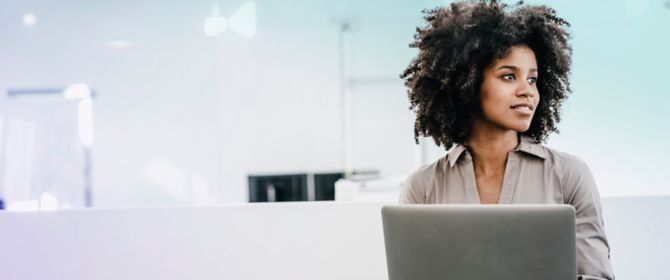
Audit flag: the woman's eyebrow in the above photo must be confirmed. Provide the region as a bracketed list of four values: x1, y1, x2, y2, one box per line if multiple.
[496, 65, 538, 73]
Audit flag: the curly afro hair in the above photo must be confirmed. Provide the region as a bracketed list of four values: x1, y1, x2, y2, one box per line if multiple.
[401, 0, 572, 149]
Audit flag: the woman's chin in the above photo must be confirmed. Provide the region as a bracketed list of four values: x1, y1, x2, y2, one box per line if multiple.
[510, 123, 532, 133]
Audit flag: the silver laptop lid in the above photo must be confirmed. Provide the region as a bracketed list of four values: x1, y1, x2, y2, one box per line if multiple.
[382, 205, 576, 280]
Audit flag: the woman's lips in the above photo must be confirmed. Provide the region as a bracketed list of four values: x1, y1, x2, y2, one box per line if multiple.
[511, 105, 533, 115]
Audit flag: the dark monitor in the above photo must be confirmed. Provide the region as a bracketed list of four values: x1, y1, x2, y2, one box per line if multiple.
[314, 172, 344, 201]
[248, 174, 307, 202]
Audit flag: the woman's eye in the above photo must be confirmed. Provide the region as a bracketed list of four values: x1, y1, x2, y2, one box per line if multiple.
[502, 74, 515, 81]
[527, 77, 538, 84]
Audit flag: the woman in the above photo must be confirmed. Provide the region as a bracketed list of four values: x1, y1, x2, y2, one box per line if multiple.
[399, 1, 614, 279]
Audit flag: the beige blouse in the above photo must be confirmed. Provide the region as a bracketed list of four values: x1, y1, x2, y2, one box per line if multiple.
[399, 136, 615, 280]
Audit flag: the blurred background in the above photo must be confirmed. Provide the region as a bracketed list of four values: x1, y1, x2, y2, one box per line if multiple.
[0, 0, 668, 209]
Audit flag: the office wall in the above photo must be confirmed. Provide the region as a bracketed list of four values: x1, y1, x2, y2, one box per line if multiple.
[0, 0, 431, 206]
[0, 0, 668, 207]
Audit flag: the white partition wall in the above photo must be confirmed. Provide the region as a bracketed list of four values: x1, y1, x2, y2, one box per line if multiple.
[600, 196, 670, 279]
[0, 202, 389, 280]
[0, 196, 668, 280]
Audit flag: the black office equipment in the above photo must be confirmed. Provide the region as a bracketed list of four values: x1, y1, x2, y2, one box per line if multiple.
[248, 174, 307, 202]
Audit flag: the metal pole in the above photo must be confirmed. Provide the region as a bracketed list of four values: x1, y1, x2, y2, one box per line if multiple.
[338, 20, 354, 178]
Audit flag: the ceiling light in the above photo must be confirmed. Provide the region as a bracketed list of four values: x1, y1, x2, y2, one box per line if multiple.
[108, 40, 136, 49]
[22, 13, 37, 27]
[204, 1, 256, 38]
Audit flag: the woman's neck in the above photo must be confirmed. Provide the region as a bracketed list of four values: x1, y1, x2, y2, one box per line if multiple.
[464, 120, 519, 176]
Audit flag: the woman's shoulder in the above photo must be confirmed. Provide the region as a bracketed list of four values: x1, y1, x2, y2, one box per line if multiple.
[401, 155, 448, 201]
[522, 143, 599, 207]
[405, 155, 448, 187]
[540, 145, 592, 175]
[518, 136, 586, 169]
[400, 155, 448, 203]
[539, 145, 598, 200]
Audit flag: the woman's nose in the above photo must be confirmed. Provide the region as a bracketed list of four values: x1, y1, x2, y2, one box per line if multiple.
[517, 81, 536, 98]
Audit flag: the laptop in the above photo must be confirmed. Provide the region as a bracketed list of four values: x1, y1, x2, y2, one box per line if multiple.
[381, 205, 576, 280]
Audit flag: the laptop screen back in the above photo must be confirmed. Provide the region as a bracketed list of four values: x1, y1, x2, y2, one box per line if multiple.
[382, 205, 576, 280]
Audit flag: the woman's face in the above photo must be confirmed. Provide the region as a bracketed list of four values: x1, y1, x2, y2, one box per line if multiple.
[478, 45, 539, 133]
